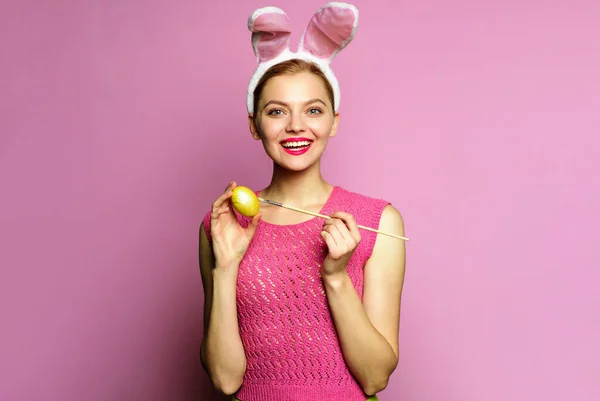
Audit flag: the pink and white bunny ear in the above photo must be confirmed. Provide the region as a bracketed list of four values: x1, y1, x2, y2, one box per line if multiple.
[298, 2, 359, 62]
[248, 7, 292, 64]
[246, 3, 359, 114]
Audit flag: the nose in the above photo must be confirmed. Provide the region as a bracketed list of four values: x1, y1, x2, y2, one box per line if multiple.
[286, 112, 306, 133]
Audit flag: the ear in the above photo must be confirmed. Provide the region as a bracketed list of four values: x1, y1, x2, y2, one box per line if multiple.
[329, 112, 340, 138]
[248, 114, 261, 140]
[248, 7, 292, 63]
[298, 2, 359, 62]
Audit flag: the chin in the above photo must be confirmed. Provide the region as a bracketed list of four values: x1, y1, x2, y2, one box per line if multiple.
[274, 160, 315, 172]
[273, 156, 320, 172]
[264, 146, 323, 172]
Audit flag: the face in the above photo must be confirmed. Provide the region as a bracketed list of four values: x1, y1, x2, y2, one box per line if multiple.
[249, 72, 339, 172]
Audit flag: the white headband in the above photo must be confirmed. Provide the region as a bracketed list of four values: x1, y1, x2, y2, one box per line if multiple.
[246, 2, 359, 114]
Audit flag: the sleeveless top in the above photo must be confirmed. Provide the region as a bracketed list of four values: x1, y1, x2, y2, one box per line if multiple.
[202, 186, 390, 401]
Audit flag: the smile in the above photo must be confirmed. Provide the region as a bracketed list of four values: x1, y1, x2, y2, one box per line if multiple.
[280, 138, 313, 155]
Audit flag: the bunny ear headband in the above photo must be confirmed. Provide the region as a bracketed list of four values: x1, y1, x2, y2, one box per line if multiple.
[246, 2, 359, 114]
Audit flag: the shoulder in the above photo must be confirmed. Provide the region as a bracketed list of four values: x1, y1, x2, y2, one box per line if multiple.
[371, 202, 405, 262]
[335, 186, 390, 212]
[334, 186, 391, 227]
[366, 204, 406, 276]
[334, 186, 403, 257]
[378, 204, 405, 234]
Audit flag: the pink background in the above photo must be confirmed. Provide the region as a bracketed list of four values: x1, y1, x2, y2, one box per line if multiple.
[1, 0, 599, 400]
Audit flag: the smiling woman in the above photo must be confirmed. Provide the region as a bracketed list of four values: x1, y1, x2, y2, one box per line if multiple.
[198, 3, 406, 401]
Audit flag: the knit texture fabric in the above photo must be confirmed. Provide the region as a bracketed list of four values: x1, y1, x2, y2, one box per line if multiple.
[202, 186, 390, 401]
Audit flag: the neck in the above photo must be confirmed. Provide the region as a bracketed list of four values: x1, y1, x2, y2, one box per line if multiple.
[261, 160, 333, 207]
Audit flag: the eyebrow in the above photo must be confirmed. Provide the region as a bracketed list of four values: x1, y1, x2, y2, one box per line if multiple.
[262, 98, 327, 110]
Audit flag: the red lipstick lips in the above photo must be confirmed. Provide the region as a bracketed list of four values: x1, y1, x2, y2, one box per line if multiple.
[280, 137, 313, 156]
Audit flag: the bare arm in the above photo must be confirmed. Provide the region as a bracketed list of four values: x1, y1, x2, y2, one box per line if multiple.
[199, 223, 246, 395]
[199, 182, 261, 394]
[321, 205, 406, 395]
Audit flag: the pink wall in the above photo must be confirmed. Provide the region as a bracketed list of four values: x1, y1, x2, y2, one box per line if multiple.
[1, 1, 599, 400]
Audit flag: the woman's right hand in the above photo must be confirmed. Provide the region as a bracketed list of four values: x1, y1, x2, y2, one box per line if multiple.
[210, 181, 262, 270]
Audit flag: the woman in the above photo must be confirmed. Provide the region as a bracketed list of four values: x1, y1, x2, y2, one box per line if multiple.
[199, 4, 406, 400]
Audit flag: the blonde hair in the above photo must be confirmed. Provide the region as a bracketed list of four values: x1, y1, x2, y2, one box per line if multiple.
[252, 59, 335, 119]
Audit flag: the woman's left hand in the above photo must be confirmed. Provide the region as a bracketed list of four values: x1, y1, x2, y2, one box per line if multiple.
[320, 211, 362, 278]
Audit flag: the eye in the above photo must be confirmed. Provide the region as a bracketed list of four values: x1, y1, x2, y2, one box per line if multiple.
[307, 108, 322, 115]
[267, 109, 284, 116]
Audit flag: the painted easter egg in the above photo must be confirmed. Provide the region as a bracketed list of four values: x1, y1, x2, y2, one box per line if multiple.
[231, 186, 259, 217]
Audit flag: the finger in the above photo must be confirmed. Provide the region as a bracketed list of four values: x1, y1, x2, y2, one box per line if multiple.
[211, 205, 230, 220]
[214, 205, 230, 215]
[330, 212, 361, 244]
[324, 216, 354, 244]
[322, 216, 338, 228]
[320, 230, 337, 251]
[212, 186, 234, 211]
[323, 223, 346, 251]
[329, 211, 354, 228]
[331, 218, 356, 246]
[245, 212, 262, 239]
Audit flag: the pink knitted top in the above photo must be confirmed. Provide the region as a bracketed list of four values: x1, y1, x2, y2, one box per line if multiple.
[202, 186, 390, 401]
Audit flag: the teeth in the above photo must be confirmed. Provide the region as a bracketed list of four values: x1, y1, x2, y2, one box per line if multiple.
[282, 141, 311, 148]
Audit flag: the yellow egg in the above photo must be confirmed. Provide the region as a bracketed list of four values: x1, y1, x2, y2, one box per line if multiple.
[231, 186, 260, 217]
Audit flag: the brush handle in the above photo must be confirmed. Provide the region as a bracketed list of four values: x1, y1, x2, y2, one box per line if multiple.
[258, 198, 410, 241]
